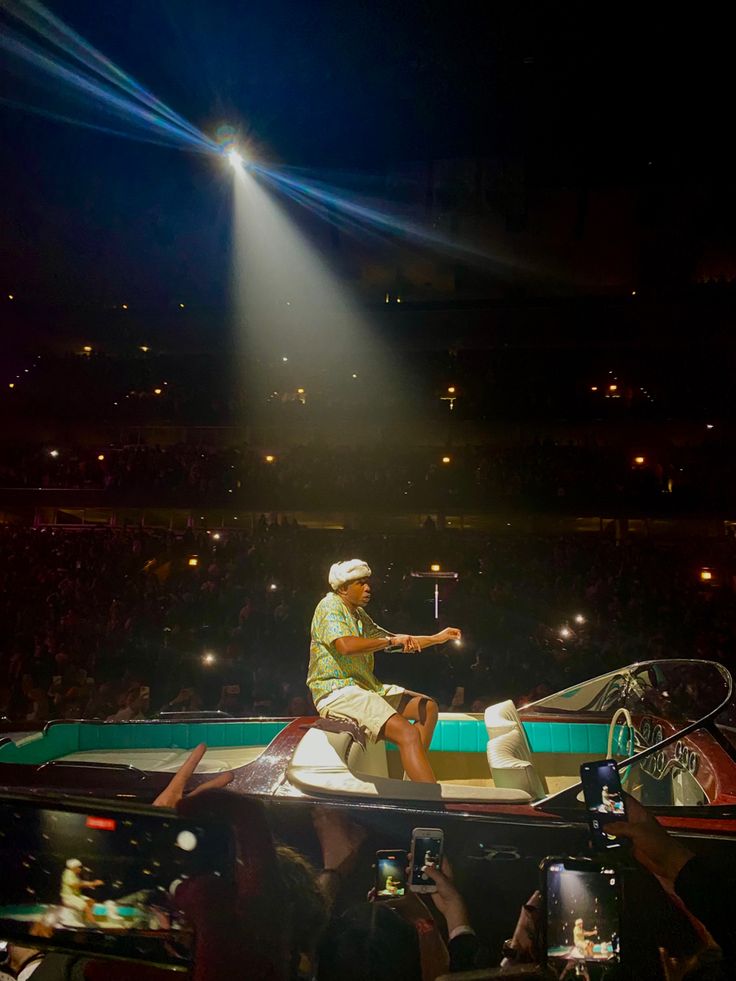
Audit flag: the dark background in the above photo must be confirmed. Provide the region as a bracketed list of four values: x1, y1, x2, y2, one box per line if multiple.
[3, 1, 736, 310]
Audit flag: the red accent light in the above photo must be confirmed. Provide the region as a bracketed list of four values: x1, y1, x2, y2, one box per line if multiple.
[86, 816, 116, 831]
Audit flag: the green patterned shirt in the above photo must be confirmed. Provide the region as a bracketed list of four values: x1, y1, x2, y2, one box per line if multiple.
[307, 592, 391, 704]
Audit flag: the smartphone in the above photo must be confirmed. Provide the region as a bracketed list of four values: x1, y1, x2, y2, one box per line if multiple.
[409, 827, 444, 893]
[0, 791, 235, 970]
[542, 856, 621, 976]
[374, 850, 407, 898]
[580, 759, 627, 850]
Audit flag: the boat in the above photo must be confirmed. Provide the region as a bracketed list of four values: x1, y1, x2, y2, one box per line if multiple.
[3, 658, 734, 962]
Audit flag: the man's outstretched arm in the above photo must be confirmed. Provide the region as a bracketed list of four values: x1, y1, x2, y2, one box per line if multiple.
[404, 627, 462, 651]
[334, 633, 419, 655]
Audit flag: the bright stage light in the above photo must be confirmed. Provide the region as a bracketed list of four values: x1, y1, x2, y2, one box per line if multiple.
[226, 147, 243, 169]
[559, 626, 571, 639]
[574, 613, 585, 624]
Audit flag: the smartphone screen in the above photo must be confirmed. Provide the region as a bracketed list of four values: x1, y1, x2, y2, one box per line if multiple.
[544, 859, 621, 977]
[409, 829, 443, 890]
[580, 759, 627, 850]
[0, 793, 234, 970]
[375, 851, 407, 898]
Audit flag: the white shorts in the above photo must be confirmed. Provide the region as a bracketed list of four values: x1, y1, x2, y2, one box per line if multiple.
[316, 684, 425, 742]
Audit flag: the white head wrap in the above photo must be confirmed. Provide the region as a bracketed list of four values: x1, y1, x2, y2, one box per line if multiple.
[66, 859, 82, 869]
[328, 559, 372, 591]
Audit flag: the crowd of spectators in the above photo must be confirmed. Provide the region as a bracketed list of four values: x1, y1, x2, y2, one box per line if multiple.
[3, 437, 733, 509]
[1, 522, 735, 726]
[6, 751, 735, 981]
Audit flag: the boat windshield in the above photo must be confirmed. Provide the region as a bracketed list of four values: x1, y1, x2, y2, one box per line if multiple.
[521, 659, 732, 733]
[520, 660, 734, 809]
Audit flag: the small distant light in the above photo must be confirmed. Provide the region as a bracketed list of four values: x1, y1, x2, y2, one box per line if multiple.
[700, 568, 713, 582]
[153, 388, 163, 396]
[282, 356, 288, 362]
[396, 296, 402, 303]
[441, 456, 451, 464]
[297, 387, 305, 394]
[121, 304, 128, 310]
[590, 385, 598, 392]
[202, 652, 216, 665]
[97, 454, 105, 462]
[139, 345, 149, 353]
[574, 614, 585, 624]
[559, 626, 571, 639]
[706, 423, 714, 430]
[188, 556, 199, 567]
[430, 563, 441, 572]
[265, 454, 275, 463]
[609, 383, 618, 392]
[7, 294, 13, 300]
[83, 345, 92, 353]
[49, 449, 59, 458]
[447, 386, 456, 394]
[8, 383, 14, 389]
[179, 303, 185, 309]
[211, 532, 221, 541]
[385, 293, 390, 303]
[269, 582, 278, 591]
[631, 290, 637, 296]
[634, 455, 645, 465]
[352, 373, 358, 379]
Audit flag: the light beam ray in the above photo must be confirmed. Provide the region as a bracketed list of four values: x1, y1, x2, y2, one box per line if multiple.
[2, 0, 207, 142]
[0, 94, 212, 151]
[0, 0, 216, 153]
[253, 164, 526, 274]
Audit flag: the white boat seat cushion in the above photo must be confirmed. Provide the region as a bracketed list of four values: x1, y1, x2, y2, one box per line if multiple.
[287, 728, 532, 803]
[484, 699, 548, 799]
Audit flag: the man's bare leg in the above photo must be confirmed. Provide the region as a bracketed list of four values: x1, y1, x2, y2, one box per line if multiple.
[399, 694, 438, 753]
[382, 713, 436, 783]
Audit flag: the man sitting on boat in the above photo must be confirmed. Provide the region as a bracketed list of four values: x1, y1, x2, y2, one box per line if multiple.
[307, 559, 461, 783]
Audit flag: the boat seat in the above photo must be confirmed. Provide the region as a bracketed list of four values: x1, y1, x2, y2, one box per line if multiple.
[286, 727, 532, 803]
[484, 700, 548, 800]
